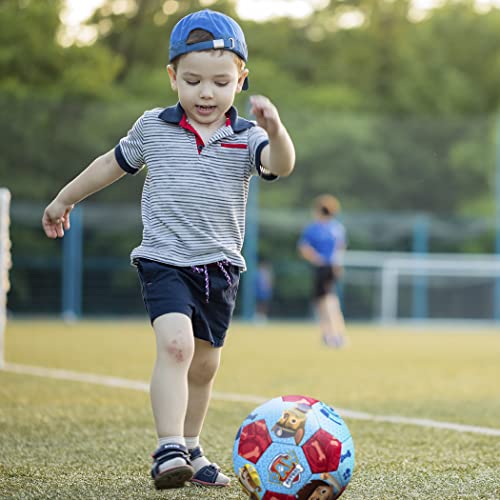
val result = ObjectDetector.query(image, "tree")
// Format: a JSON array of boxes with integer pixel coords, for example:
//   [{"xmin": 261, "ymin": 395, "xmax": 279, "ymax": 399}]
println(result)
[{"xmin": 0, "ymin": 0, "xmax": 122, "ymax": 98}]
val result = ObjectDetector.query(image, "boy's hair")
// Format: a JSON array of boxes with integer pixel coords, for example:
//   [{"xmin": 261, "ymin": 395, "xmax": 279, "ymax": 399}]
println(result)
[
  {"xmin": 170, "ymin": 29, "xmax": 246, "ymax": 74},
  {"xmin": 315, "ymin": 194, "xmax": 341, "ymax": 217}
]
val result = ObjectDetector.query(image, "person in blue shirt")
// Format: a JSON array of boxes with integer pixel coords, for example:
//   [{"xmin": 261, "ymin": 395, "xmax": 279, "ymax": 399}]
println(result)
[{"xmin": 298, "ymin": 194, "xmax": 347, "ymax": 348}]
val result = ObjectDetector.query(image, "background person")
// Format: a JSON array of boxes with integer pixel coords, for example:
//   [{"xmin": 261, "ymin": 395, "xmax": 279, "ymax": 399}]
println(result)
[
  {"xmin": 255, "ymin": 258, "xmax": 274, "ymax": 322},
  {"xmin": 298, "ymin": 194, "xmax": 347, "ymax": 348}
]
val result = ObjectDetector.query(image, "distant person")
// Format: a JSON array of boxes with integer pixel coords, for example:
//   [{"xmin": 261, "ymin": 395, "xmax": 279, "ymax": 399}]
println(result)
[
  {"xmin": 42, "ymin": 9, "xmax": 295, "ymax": 491},
  {"xmin": 298, "ymin": 194, "xmax": 347, "ymax": 348},
  {"xmin": 255, "ymin": 259, "xmax": 274, "ymax": 322}
]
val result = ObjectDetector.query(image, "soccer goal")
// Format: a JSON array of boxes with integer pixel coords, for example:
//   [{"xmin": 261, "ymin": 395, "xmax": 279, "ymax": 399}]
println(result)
[
  {"xmin": 344, "ymin": 251, "xmax": 500, "ymax": 323},
  {"xmin": 0, "ymin": 188, "xmax": 11, "ymax": 367}
]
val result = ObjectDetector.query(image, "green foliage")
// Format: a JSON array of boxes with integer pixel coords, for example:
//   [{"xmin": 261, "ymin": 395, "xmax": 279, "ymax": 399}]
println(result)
[
  {"xmin": 393, "ymin": 4, "xmax": 500, "ymax": 114},
  {"xmin": 60, "ymin": 0, "xmax": 500, "ymax": 217},
  {"xmin": 0, "ymin": 0, "xmax": 122, "ymax": 98},
  {"xmin": 2, "ymin": 0, "xmax": 500, "ymax": 262}
]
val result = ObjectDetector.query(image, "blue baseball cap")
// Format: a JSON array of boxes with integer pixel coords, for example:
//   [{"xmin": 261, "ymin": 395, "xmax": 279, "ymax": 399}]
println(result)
[{"xmin": 169, "ymin": 9, "xmax": 249, "ymax": 90}]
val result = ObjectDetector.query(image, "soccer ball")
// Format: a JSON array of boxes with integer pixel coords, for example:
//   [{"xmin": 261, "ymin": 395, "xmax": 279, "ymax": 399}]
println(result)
[{"xmin": 233, "ymin": 395, "xmax": 354, "ymax": 500}]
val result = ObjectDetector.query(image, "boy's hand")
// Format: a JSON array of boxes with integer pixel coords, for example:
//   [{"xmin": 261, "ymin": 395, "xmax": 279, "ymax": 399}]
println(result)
[
  {"xmin": 42, "ymin": 199, "xmax": 74, "ymax": 239},
  {"xmin": 250, "ymin": 95, "xmax": 283, "ymax": 137},
  {"xmin": 250, "ymin": 95, "xmax": 295, "ymax": 177}
]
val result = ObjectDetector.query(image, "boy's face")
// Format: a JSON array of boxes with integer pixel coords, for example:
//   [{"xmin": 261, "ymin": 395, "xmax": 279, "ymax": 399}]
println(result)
[{"xmin": 167, "ymin": 50, "xmax": 248, "ymax": 130}]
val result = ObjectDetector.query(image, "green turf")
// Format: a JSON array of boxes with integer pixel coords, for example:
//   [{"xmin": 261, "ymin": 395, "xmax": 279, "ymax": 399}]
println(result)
[{"xmin": 1, "ymin": 320, "xmax": 500, "ymax": 499}]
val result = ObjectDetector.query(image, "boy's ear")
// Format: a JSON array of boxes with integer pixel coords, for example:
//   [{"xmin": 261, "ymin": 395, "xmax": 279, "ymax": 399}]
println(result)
[
  {"xmin": 236, "ymin": 68, "xmax": 249, "ymax": 93},
  {"xmin": 166, "ymin": 65, "xmax": 178, "ymax": 91}
]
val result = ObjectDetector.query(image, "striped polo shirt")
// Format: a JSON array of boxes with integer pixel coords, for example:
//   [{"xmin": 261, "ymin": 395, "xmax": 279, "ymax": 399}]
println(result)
[{"xmin": 114, "ymin": 103, "xmax": 276, "ymax": 271}]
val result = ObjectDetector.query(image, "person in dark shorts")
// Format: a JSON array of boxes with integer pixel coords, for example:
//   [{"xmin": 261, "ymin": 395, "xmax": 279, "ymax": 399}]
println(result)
[
  {"xmin": 42, "ymin": 9, "xmax": 295, "ymax": 490},
  {"xmin": 298, "ymin": 194, "xmax": 347, "ymax": 348}
]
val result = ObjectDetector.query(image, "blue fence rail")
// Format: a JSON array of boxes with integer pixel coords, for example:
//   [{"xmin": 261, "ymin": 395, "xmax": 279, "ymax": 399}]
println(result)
[{"xmin": 7, "ymin": 201, "xmax": 500, "ymax": 322}]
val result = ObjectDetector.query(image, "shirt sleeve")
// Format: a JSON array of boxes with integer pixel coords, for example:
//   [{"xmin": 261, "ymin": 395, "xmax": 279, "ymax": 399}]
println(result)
[
  {"xmin": 247, "ymin": 125, "xmax": 278, "ymax": 181},
  {"xmin": 114, "ymin": 113, "xmax": 146, "ymax": 175}
]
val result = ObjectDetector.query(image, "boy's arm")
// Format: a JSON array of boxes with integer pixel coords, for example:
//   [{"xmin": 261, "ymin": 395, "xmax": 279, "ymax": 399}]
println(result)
[
  {"xmin": 42, "ymin": 149, "xmax": 126, "ymax": 239},
  {"xmin": 250, "ymin": 95, "xmax": 295, "ymax": 177}
]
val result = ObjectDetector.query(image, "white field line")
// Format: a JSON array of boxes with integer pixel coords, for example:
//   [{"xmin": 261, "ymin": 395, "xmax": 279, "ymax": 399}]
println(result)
[{"xmin": 3, "ymin": 362, "xmax": 500, "ymax": 437}]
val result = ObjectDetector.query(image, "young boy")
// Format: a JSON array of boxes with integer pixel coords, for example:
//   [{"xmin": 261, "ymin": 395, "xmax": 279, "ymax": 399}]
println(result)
[
  {"xmin": 42, "ymin": 9, "xmax": 295, "ymax": 490},
  {"xmin": 298, "ymin": 194, "xmax": 347, "ymax": 348}
]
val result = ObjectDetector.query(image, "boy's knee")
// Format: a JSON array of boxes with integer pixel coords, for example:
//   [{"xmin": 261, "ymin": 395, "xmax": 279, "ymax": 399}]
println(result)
[
  {"xmin": 189, "ymin": 357, "xmax": 220, "ymax": 385},
  {"xmin": 157, "ymin": 332, "xmax": 194, "ymax": 364},
  {"xmin": 153, "ymin": 313, "xmax": 194, "ymax": 363}
]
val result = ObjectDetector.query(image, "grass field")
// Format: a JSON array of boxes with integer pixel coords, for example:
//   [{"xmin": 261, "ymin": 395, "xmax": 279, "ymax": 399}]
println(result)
[{"xmin": 1, "ymin": 320, "xmax": 500, "ymax": 499}]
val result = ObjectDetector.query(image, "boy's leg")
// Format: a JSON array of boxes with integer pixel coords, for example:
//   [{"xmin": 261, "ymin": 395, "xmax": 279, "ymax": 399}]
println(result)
[
  {"xmin": 150, "ymin": 312, "xmax": 195, "ymax": 489},
  {"xmin": 151, "ymin": 312, "xmax": 195, "ymax": 436},
  {"xmin": 184, "ymin": 338, "xmax": 221, "ymax": 437},
  {"xmin": 184, "ymin": 339, "xmax": 230, "ymax": 486}
]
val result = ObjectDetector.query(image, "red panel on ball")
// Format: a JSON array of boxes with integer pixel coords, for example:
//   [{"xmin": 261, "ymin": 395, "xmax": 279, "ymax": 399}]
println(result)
[
  {"xmin": 238, "ymin": 419, "xmax": 273, "ymax": 464},
  {"xmin": 302, "ymin": 428, "xmax": 342, "ymax": 473}
]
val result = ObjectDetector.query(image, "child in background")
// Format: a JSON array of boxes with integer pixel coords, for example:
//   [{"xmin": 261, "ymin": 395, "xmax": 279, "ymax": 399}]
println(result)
[
  {"xmin": 255, "ymin": 259, "xmax": 274, "ymax": 322},
  {"xmin": 298, "ymin": 194, "xmax": 347, "ymax": 348},
  {"xmin": 42, "ymin": 9, "xmax": 295, "ymax": 490}
]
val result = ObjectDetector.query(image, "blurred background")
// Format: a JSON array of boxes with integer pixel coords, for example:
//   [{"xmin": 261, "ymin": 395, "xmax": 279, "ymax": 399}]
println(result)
[{"xmin": 2, "ymin": 0, "xmax": 500, "ymax": 324}]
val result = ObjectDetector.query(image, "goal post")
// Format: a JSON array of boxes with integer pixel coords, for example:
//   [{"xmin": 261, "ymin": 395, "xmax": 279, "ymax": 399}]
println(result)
[
  {"xmin": 343, "ymin": 251, "xmax": 500, "ymax": 323},
  {"xmin": 0, "ymin": 188, "xmax": 11, "ymax": 368}
]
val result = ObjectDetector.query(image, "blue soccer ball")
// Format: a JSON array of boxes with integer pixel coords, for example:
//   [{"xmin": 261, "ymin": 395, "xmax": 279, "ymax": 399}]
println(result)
[{"xmin": 233, "ymin": 395, "xmax": 354, "ymax": 500}]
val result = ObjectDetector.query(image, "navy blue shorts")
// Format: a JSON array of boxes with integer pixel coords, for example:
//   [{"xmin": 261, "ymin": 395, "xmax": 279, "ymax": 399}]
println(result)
[
  {"xmin": 313, "ymin": 265, "xmax": 336, "ymax": 299},
  {"xmin": 134, "ymin": 258, "xmax": 240, "ymax": 347}
]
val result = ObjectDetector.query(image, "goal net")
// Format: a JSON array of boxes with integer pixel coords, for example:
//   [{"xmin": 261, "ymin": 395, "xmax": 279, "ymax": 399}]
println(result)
[{"xmin": 344, "ymin": 251, "xmax": 500, "ymax": 323}]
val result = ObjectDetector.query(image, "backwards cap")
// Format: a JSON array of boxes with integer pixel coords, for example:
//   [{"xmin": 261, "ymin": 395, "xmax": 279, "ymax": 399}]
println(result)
[{"xmin": 169, "ymin": 9, "xmax": 249, "ymax": 90}]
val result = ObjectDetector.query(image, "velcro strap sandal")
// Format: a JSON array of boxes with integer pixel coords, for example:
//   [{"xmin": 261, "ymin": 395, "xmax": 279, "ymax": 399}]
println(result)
[
  {"xmin": 151, "ymin": 443, "xmax": 194, "ymax": 490},
  {"xmin": 189, "ymin": 446, "xmax": 230, "ymax": 487}
]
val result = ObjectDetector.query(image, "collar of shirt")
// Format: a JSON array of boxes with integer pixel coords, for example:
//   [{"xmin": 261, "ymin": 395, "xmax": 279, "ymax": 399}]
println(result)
[{"xmin": 157, "ymin": 102, "xmax": 255, "ymax": 133}]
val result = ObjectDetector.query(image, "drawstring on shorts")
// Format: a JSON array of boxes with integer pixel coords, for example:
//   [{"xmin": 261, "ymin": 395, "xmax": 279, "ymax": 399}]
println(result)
[{"xmin": 191, "ymin": 260, "xmax": 232, "ymax": 303}]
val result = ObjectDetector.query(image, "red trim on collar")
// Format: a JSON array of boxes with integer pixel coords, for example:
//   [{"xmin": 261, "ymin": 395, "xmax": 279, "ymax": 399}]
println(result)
[
  {"xmin": 178, "ymin": 113, "xmax": 232, "ymax": 154},
  {"xmin": 179, "ymin": 114, "xmax": 205, "ymax": 154}
]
